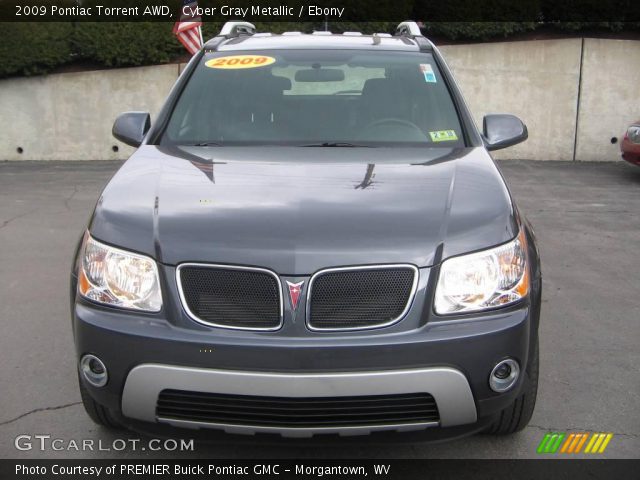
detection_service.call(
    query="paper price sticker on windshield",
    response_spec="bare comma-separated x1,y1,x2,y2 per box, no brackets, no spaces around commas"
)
420,64,437,83
205,55,276,69
429,130,458,142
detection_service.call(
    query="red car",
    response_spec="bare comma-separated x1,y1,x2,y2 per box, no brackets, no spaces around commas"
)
621,121,640,165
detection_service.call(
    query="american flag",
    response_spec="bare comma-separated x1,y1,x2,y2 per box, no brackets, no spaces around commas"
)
189,159,215,183
173,0,203,55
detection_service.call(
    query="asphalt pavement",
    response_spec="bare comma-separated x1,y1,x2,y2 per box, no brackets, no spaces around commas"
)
0,159,638,459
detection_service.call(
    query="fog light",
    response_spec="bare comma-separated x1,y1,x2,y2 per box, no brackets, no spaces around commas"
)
489,358,519,393
80,354,108,387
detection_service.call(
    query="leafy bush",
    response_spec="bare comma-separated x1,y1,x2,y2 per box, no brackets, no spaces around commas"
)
422,22,538,40
72,22,183,67
548,21,640,32
0,19,637,78
0,22,74,77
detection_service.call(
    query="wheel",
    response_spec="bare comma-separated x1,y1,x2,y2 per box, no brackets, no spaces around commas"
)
78,372,124,430
484,335,539,435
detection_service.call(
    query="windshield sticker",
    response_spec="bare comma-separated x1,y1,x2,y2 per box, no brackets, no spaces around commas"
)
429,130,458,142
419,64,437,83
205,55,276,69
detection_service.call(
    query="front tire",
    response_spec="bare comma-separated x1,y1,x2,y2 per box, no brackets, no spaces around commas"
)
78,372,124,430
485,336,539,435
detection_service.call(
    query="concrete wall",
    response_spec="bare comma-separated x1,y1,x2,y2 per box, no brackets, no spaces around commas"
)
575,39,640,162
440,39,582,161
1,38,638,161
0,64,179,161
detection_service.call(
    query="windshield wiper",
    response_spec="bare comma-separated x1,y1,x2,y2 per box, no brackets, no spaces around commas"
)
300,142,376,148
188,142,223,147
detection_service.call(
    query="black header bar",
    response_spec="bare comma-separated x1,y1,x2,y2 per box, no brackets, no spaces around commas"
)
1,0,639,22
1,459,639,480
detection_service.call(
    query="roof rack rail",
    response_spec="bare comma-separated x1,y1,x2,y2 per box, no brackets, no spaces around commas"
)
395,21,423,37
394,21,432,52
202,20,432,53
219,21,256,38
204,21,256,50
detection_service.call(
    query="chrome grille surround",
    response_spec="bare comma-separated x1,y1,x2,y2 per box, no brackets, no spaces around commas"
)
306,264,419,331
176,263,283,331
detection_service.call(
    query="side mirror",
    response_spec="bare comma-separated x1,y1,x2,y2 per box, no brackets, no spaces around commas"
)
483,114,528,151
112,112,151,148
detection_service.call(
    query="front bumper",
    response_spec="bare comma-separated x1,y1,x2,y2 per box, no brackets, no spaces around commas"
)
73,294,533,437
123,365,476,437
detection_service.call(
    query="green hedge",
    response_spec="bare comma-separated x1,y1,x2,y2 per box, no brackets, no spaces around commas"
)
422,22,539,40
72,23,184,67
0,22,74,77
0,21,637,78
0,21,396,78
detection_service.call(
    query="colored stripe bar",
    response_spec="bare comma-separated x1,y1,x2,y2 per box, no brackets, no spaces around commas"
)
584,433,599,453
567,433,582,453
544,434,558,453
537,433,553,454
574,433,589,453
591,433,607,453
550,433,566,453
560,433,575,453
543,432,614,455
598,433,613,453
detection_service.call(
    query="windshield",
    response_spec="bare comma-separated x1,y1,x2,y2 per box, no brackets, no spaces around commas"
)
161,49,465,148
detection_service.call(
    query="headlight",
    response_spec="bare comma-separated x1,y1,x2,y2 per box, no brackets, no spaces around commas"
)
434,229,529,315
77,233,162,312
627,126,640,144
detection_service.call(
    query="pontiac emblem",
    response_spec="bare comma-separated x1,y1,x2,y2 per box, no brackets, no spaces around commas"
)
286,281,304,310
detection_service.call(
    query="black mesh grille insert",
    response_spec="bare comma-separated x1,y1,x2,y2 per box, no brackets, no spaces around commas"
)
179,266,281,329
156,390,439,427
308,267,416,330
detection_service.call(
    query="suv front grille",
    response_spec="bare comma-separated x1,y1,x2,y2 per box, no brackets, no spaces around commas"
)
307,266,418,330
156,390,439,428
177,264,282,330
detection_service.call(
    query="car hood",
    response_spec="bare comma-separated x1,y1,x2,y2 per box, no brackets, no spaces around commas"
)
90,146,516,274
